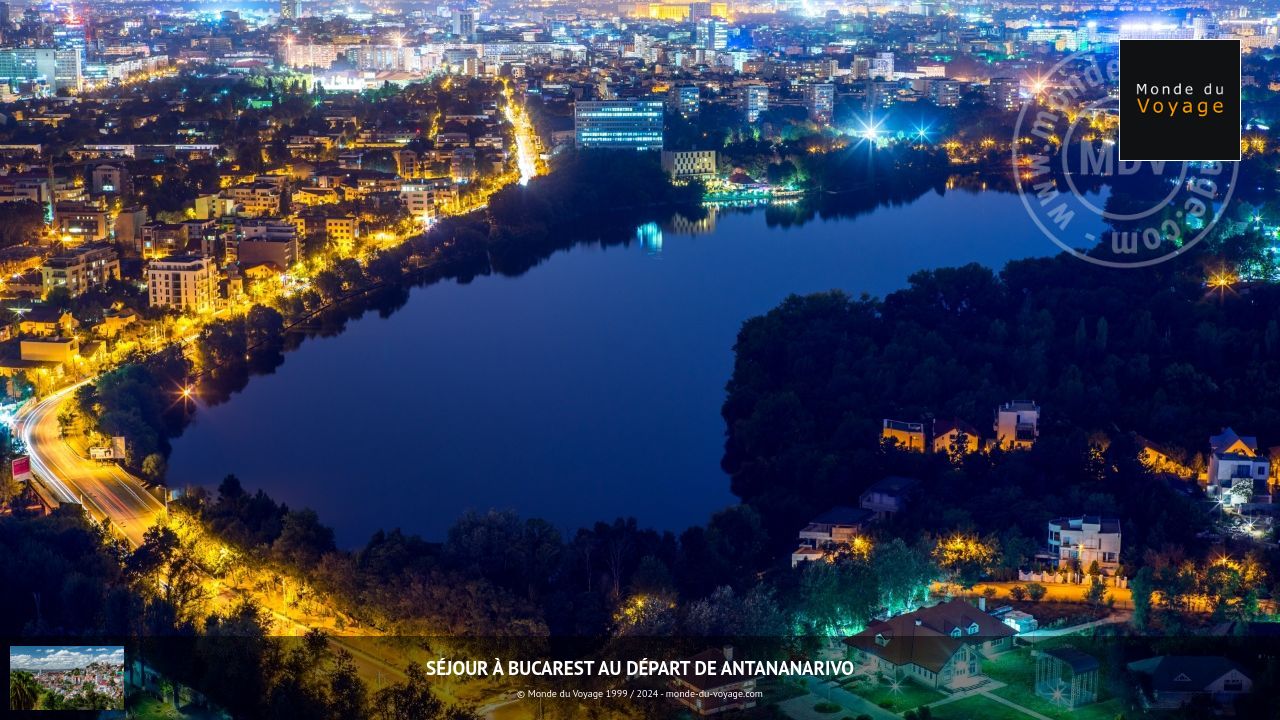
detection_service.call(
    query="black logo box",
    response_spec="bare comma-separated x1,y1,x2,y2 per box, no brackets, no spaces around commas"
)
1118,38,1241,162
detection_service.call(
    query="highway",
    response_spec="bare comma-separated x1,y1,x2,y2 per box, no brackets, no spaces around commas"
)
16,381,165,548
14,381,411,685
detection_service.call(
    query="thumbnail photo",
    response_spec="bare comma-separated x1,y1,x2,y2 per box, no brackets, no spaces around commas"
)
8,646,124,713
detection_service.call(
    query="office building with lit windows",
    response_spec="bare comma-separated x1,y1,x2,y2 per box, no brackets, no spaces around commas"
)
574,100,664,151
742,85,768,122
805,83,835,123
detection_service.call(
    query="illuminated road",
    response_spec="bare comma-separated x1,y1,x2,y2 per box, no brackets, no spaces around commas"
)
503,84,543,186
9,89,547,693
16,381,165,548
15,383,409,682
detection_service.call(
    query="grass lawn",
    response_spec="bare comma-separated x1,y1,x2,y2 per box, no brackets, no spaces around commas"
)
930,695,1036,720
982,643,1127,720
845,676,946,713
127,696,227,720
128,698,181,720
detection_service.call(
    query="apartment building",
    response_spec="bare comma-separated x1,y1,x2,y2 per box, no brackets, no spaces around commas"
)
146,255,217,313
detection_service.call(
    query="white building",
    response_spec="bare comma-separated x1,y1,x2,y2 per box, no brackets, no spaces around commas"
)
1047,516,1121,576
805,83,835,123
40,243,120,298
226,183,282,217
1207,428,1270,508
660,150,717,182
742,85,768,122
791,506,872,567
994,401,1039,449
871,51,894,80
147,255,217,313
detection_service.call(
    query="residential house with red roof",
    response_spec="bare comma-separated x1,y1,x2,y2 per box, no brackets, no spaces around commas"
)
844,599,1014,691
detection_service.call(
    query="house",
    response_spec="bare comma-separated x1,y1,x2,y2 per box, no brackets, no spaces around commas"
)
1136,436,1194,479
1207,428,1270,508
92,307,138,338
1127,656,1252,710
845,599,1015,691
859,476,919,520
1046,516,1121,577
669,646,759,715
791,506,872,567
20,336,78,365
18,306,78,337
932,418,981,454
882,418,925,452
994,401,1039,449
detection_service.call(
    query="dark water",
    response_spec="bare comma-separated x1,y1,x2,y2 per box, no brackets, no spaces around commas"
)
168,189,1108,546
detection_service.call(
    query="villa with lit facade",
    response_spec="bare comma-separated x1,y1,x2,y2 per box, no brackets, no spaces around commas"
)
845,599,1015,692
1206,428,1271,509
1046,516,1122,577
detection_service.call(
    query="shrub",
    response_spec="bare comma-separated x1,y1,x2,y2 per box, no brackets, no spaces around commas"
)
1026,582,1047,602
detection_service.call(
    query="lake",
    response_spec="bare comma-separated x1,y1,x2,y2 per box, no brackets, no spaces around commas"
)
168,187,1108,546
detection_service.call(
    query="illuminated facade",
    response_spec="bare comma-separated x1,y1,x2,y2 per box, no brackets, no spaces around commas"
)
40,243,121,298
742,85,768,122
146,255,217,313
1047,516,1121,576
805,83,835,122
574,100,664,151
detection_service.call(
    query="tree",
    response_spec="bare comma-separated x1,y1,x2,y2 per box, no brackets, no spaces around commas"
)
1025,582,1047,602
870,538,935,615
0,201,44,248
328,649,368,720
1009,585,1027,602
1131,566,1154,630
371,662,471,720
9,670,40,710
0,472,21,510
1084,576,1108,607
141,453,167,483
932,533,997,590
797,556,879,636
272,509,337,570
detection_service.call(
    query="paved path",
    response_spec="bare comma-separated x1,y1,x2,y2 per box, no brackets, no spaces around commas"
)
982,691,1053,720
925,679,1006,707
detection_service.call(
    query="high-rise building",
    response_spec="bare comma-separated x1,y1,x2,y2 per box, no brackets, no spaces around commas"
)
742,85,768,122
452,9,476,41
928,78,962,107
54,47,82,93
0,48,57,94
871,51,894,80
805,83,835,123
574,100,664,151
280,0,301,20
695,18,728,51
988,76,1020,110
668,85,699,116
688,1,712,22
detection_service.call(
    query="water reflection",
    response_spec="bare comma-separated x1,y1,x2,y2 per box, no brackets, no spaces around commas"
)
170,184,1108,545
